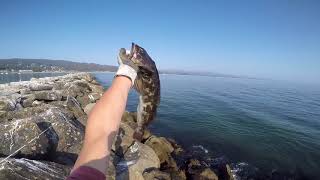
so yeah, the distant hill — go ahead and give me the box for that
[0,58,249,79]
[0,58,117,72]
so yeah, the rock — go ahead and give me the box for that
[145,135,174,164]
[121,111,138,129]
[167,138,184,156]
[218,164,234,180]
[169,169,187,180]
[187,159,218,180]
[34,108,85,159]
[82,73,95,82]
[34,90,62,101]
[66,96,86,120]
[188,159,201,168]
[117,142,160,180]
[20,88,31,95]
[0,108,84,164]
[0,94,20,111]
[21,94,36,108]
[0,118,51,157]
[32,100,43,106]
[76,95,92,108]
[84,103,96,115]
[62,80,92,98]
[0,158,70,180]
[88,83,104,96]
[142,129,152,141]
[0,111,7,122]
[106,152,120,180]
[143,168,171,180]
[226,164,234,180]
[198,168,219,180]
[5,104,73,121]
[112,122,135,157]
[29,83,53,91]
[88,92,101,102]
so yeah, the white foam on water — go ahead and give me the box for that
[192,145,209,153]
[230,162,250,180]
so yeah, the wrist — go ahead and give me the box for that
[115,64,137,86]
[113,76,132,91]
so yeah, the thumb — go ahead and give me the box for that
[118,48,128,65]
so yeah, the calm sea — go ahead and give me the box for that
[1,72,319,179]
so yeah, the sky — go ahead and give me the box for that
[0,0,319,83]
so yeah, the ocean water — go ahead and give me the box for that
[94,73,320,179]
[1,72,319,179]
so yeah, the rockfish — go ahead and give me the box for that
[119,43,160,141]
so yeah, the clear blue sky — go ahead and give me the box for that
[0,0,319,83]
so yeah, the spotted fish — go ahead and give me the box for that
[119,43,160,141]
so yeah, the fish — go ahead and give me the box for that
[119,43,160,141]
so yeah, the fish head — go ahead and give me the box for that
[129,43,156,74]
[119,43,160,96]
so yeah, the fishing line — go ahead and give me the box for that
[0,125,53,164]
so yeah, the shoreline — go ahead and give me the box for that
[0,73,234,179]
[0,73,313,179]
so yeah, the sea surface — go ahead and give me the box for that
[1,72,319,179]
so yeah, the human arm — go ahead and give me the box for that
[69,48,138,178]
[71,76,131,174]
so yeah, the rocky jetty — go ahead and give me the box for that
[0,73,234,180]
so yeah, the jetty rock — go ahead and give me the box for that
[0,73,234,180]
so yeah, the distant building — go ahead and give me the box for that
[19,70,33,73]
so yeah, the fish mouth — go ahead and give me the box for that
[130,43,140,63]
[119,43,135,62]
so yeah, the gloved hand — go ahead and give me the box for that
[115,48,138,86]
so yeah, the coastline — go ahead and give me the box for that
[0,73,312,179]
[0,73,234,179]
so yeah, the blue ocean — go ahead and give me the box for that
[1,72,319,179]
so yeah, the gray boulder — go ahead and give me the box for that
[34,90,62,101]
[0,158,70,180]
[65,96,87,125]
[21,94,36,108]
[0,118,51,157]
[187,159,218,180]
[143,169,171,180]
[84,103,95,115]
[0,108,84,164]
[145,135,175,164]
[116,142,160,180]
[0,93,21,111]
[29,83,53,91]
[112,122,135,157]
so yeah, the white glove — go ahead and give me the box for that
[115,49,138,86]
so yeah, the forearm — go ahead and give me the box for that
[73,76,131,174]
